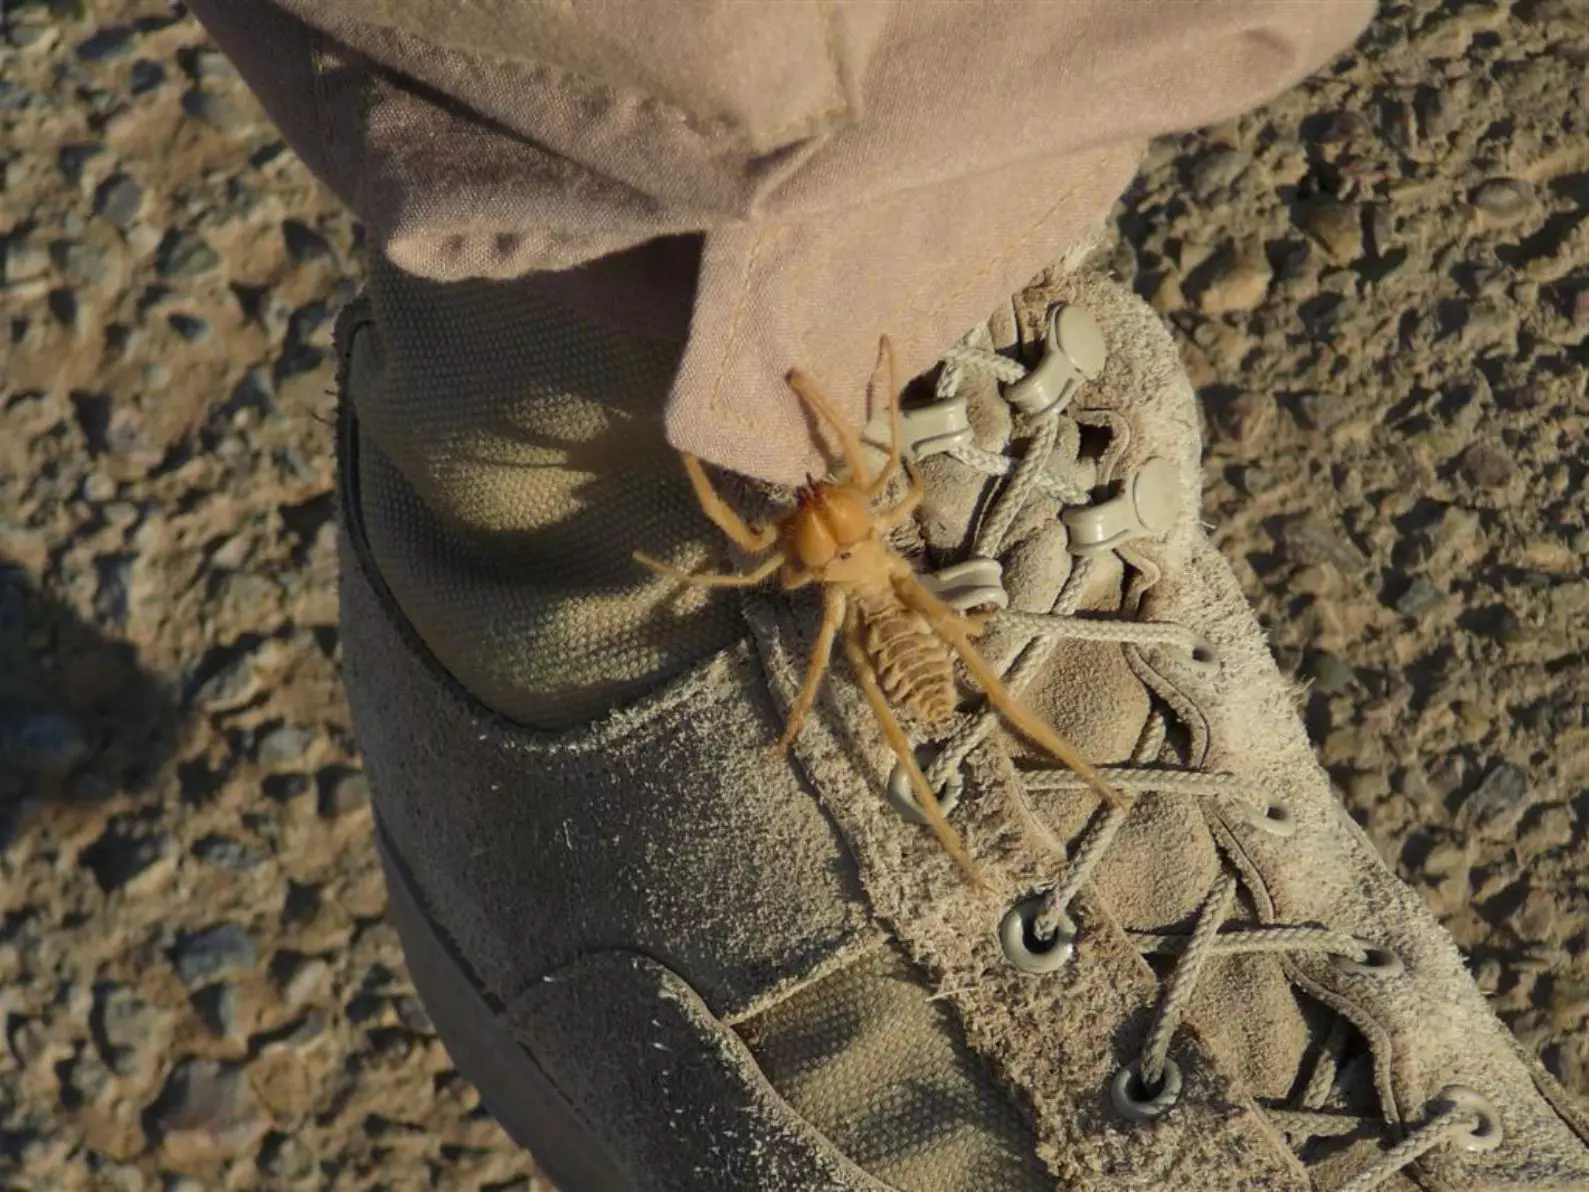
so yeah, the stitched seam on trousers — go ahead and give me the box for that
[705,224,782,432]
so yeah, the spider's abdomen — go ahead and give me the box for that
[856,593,957,725]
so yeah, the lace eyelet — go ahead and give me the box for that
[1246,801,1298,837]
[885,746,964,826]
[1438,1086,1504,1153]
[998,898,1076,974]
[1331,940,1405,978]
[1110,1056,1182,1121]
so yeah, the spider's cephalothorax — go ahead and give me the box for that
[635,338,1122,883]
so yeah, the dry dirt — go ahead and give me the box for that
[1,1,1585,1188]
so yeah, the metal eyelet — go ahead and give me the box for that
[885,746,963,826]
[1437,1086,1504,1153]
[1246,801,1298,837]
[1331,940,1405,978]
[998,897,1076,974]
[1110,1056,1183,1121]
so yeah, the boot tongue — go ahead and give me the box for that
[911,313,1151,768]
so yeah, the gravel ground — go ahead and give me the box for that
[1,1,1584,1188]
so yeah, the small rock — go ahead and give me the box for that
[1190,146,1250,200]
[155,230,219,279]
[2,711,90,773]
[256,723,313,766]
[1394,578,1444,618]
[1310,109,1373,145]
[1205,390,1274,448]
[191,984,239,1039]
[180,88,253,134]
[1307,653,1355,695]
[393,996,434,1035]
[172,924,257,986]
[1304,201,1363,264]
[181,47,238,81]
[166,312,208,342]
[282,220,334,263]
[1195,238,1272,314]
[281,958,331,1009]
[51,241,110,287]
[319,769,368,818]
[1462,762,1530,833]
[1282,516,1368,571]
[76,25,137,61]
[191,648,264,709]
[151,1059,267,1156]
[94,174,143,227]
[1459,443,1514,489]
[191,835,263,872]
[128,59,165,94]
[93,985,167,1074]
[58,143,103,185]
[3,239,50,284]
[1470,178,1535,225]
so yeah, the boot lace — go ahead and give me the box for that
[903,314,1502,1188]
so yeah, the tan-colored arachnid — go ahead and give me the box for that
[636,340,1122,883]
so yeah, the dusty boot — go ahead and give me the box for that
[336,246,1589,1190]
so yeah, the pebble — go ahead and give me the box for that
[94,175,143,228]
[172,924,257,986]
[51,241,110,287]
[93,985,166,1075]
[191,834,263,872]
[4,239,50,284]
[1394,578,1445,617]
[1460,443,1514,488]
[58,143,103,186]
[191,647,264,709]
[1462,762,1531,834]
[1304,200,1363,264]
[76,26,137,61]
[1282,516,1369,571]
[1470,178,1535,224]
[128,58,165,94]
[180,88,253,135]
[1190,146,1251,200]
[151,1059,267,1156]
[166,312,208,342]
[191,983,239,1038]
[1205,389,1274,447]
[282,220,333,263]
[319,769,369,818]
[256,723,314,766]
[282,957,332,1008]
[1308,653,1356,695]
[1195,238,1272,314]
[155,230,219,278]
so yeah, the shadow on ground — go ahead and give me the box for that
[0,562,178,853]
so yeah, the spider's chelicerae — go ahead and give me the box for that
[637,339,1123,883]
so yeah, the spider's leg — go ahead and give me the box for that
[895,573,1126,810]
[867,336,904,498]
[634,550,785,589]
[682,453,780,553]
[875,481,922,531]
[774,586,845,756]
[842,621,983,886]
[785,367,872,488]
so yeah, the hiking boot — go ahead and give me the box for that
[335,249,1589,1190]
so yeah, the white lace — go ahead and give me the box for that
[922,334,1495,1189]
